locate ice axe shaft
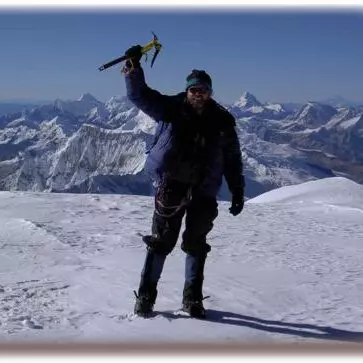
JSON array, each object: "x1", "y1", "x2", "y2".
[
  {"x1": 98, "y1": 32, "x2": 162, "y2": 72},
  {"x1": 98, "y1": 55, "x2": 128, "y2": 71}
]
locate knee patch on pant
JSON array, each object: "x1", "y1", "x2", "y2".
[
  {"x1": 143, "y1": 235, "x2": 175, "y2": 256},
  {"x1": 181, "y1": 240, "x2": 211, "y2": 256}
]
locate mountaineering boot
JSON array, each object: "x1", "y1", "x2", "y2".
[
  {"x1": 133, "y1": 280, "x2": 158, "y2": 318},
  {"x1": 182, "y1": 297, "x2": 207, "y2": 319},
  {"x1": 133, "y1": 290, "x2": 156, "y2": 318},
  {"x1": 182, "y1": 252, "x2": 208, "y2": 319}
]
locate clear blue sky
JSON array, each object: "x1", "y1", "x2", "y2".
[{"x1": 0, "y1": 10, "x2": 362, "y2": 105}]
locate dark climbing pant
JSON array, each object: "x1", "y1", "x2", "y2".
[{"x1": 137, "y1": 177, "x2": 218, "y2": 303}]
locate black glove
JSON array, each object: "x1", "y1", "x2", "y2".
[
  {"x1": 229, "y1": 190, "x2": 244, "y2": 216},
  {"x1": 124, "y1": 45, "x2": 143, "y2": 69}
]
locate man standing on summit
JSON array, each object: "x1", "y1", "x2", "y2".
[{"x1": 123, "y1": 45, "x2": 245, "y2": 319}]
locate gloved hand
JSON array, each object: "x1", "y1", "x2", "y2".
[
  {"x1": 229, "y1": 190, "x2": 244, "y2": 216},
  {"x1": 124, "y1": 45, "x2": 143, "y2": 69}
]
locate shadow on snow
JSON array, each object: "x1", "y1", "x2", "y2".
[{"x1": 156, "y1": 309, "x2": 363, "y2": 343}]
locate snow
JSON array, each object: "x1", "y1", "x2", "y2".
[
  {"x1": 340, "y1": 116, "x2": 362, "y2": 130},
  {"x1": 293, "y1": 102, "x2": 338, "y2": 129},
  {"x1": 0, "y1": 125, "x2": 38, "y2": 145},
  {"x1": 120, "y1": 110, "x2": 156, "y2": 134},
  {"x1": 238, "y1": 132, "x2": 332, "y2": 193},
  {"x1": 265, "y1": 103, "x2": 283, "y2": 112},
  {"x1": 248, "y1": 177, "x2": 363, "y2": 209},
  {"x1": 0, "y1": 177, "x2": 363, "y2": 343},
  {"x1": 325, "y1": 109, "x2": 353, "y2": 129},
  {"x1": 298, "y1": 103, "x2": 314, "y2": 119},
  {"x1": 249, "y1": 106, "x2": 265, "y2": 114},
  {"x1": 6, "y1": 117, "x2": 26, "y2": 128}
]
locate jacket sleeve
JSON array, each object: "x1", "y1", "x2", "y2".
[
  {"x1": 222, "y1": 118, "x2": 245, "y2": 196},
  {"x1": 125, "y1": 67, "x2": 172, "y2": 122}
]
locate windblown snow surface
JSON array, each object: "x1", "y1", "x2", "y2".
[{"x1": 0, "y1": 177, "x2": 363, "y2": 344}]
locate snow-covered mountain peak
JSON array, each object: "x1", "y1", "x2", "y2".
[
  {"x1": 106, "y1": 95, "x2": 128, "y2": 104},
  {"x1": 300, "y1": 101, "x2": 336, "y2": 113},
  {"x1": 234, "y1": 91, "x2": 262, "y2": 108},
  {"x1": 229, "y1": 93, "x2": 288, "y2": 120},
  {"x1": 77, "y1": 93, "x2": 100, "y2": 103},
  {"x1": 105, "y1": 95, "x2": 135, "y2": 114},
  {"x1": 53, "y1": 94, "x2": 103, "y2": 117},
  {"x1": 293, "y1": 102, "x2": 338, "y2": 128}
]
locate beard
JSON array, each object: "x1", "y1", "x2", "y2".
[{"x1": 188, "y1": 96, "x2": 209, "y2": 111}]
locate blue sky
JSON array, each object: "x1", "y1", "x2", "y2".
[{"x1": 0, "y1": 10, "x2": 362, "y2": 105}]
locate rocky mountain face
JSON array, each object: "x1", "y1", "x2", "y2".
[
  {"x1": 236, "y1": 100, "x2": 363, "y2": 184},
  {"x1": 0, "y1": 92, "x2": 362, "y2": 199}
]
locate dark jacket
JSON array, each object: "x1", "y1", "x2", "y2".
[{"x1": 125, "y1": 67, "x2": 245, "y2": 198}]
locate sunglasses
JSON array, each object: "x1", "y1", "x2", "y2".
[{"x1": 188, "y1": 87, "x2": 210, "y2": 95}]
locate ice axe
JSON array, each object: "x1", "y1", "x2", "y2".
[{"x1": 98, "y1": 32, "x2": 162, "y2": 72}]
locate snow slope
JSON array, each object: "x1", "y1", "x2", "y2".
[
  {"x1": 249, "y1": 177, "x2": 363, "y2": 209},
  {"x1": 0, "y1": 177, "x2": 363, "y2": 343}
]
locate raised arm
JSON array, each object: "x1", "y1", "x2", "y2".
[{"x1": 123, "y1": 45, "x2": 172, "y2": 122}]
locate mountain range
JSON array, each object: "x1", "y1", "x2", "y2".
[{"x1": 0, "y1": 92, "x2": 362, "y2": 200}]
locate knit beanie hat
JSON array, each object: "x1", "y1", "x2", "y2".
[{"x1": 185, "y1": 69, "x2": 212, "y2": 91}]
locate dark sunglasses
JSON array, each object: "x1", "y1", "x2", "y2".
[{"x1": 188, "y1": 87, "x2": 210, "y2": 95}]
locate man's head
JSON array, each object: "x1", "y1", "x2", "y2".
[{"x1": 185, "y1": 69, "x2": 213, "y2": 111}]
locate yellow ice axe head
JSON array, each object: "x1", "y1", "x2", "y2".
[
  {"x1": 141, "y1": 32, "x2": 162, "y2": 68},
  {"x1": 98, "y1": 32, "x2": 162, "y2": 72}
]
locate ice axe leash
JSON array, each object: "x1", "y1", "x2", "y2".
[{"x1": 98, "y1": 32, "x2": 162, "y2": 72}]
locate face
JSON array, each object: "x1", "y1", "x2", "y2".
[{"x1": 186, "y1": 86, "x2": 212, "y2": 110}]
